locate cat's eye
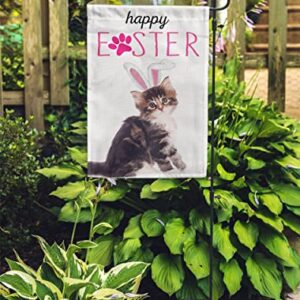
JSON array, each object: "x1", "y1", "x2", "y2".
[
  {"x1": 162, "y1": 97, "x2": 169, "y2": 105},
  {"x1": 149, "y1": 102, "x2": 157, "y2": 110}
]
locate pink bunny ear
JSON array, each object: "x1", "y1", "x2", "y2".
[
  {"x1": 148, "y1": 59, "x2": 176, "y2": 87},
  {"x1": 151, "y1": 69, "x2": 159, "y2": 86},
  {"x1": 124, "y1": 63, "x2": 149, "y2": 91}
]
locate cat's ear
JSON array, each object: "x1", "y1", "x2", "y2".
[
  {"x1": 131, "y1": 91, "x2": 144, "y2": 109},
  {"x1": 160, "y1": 76, "x2": 177, "y2": 98}
]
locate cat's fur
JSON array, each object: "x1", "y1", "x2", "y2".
[{"x1": 88, "y1": 76, "x2": 186, "y2": 177}]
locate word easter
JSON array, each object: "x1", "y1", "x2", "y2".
[
  {"x1": 97, "y1": 32, "x2": 201, "y2": 57},
  {"x1": 125, "y1": 10, "x2": 169, "y2": 29}
]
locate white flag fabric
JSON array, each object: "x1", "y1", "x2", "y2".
[{"x1": 88, "y1": 5, "x2": 209, "y2": 178}]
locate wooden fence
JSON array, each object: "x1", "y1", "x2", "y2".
[{"x1": 0, "y1": 0, "x2": 297, "y2": 129}]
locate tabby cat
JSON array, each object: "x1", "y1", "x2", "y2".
[{"x1": 88, "y1": 76, "x2": 186, "y2": 177}]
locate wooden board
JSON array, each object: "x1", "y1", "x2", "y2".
[
  {"x1": 23, "y1": 0, "x2": 44, "y2": 130},
  {"x1": 49, "y1": 0, "x2": 69, "y2": 105},
  {"x1": 268, "y1": 0, "x2": 288, "y2": 112}
]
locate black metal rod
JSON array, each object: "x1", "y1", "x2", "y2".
[
  {"x1": 210, "y1": 0, "x2": 231, "y2": 11},
  {"x1": 209, "y1": 0, "x2": 230, "y2": 299}
]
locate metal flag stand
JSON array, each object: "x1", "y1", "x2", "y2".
[{"x1": 209, "y1": 1, "x2": 231, "y2": 299}]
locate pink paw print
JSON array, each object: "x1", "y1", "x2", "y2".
[{"x1": 108, "y1": 33, "x2": 132, "y2": 56}]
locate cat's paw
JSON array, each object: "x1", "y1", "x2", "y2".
[
  {"x1": 174, "y1": 159, "x2": 186, "y2": 171},
  {"x1": 108, "y1": 33, "x2": 132, "y2": 56}
]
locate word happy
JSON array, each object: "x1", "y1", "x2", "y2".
[
  {"x1": 97, "y1": 32, "x2": 201, "y2": 57},
  {"x1": 125, "y1": 10, "x2": 170, "y2": 30}
]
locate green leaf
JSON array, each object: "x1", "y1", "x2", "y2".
[
  {"x1": 213, "y1": 224, "x2": 237, "y2": 261},
  {"x1": 140, "y1": 184, "x2": 159, "y2": 200},
  {"x1": 260, "y1": 228, "x2": 297, "y2": 267},
  {"x1": 87, "y1": 235, "x2": 115, "y2": 267},
  {"x1": 233, "y1": 221, "x2": 259, "y2": 250},
  {"x1": 246, "y1": 156, "x2": 266, "y2": 170},
  {"x1": 151, "y1": 254, "x2": 185, "y2": 296},
  {"x1": 130, "y1": 248, "x2": 154, "y2": 264},
  {"x1": 282, "y1": 213, "x2": 300, "y2": 235},
  {"x1": 164, "y1": 218, "x2": 195, "y2": 255},
  {"x1": 93, "y1": 222, "x2": 114, "y2": 236},
  {"x1": 100, "y1": 183, "x2": 129, "y2": 202},
  {"x1": 176, "y1": 274, "x2": 206, "y2": 300},
  {"x1": 114, "y1": 239, "x2": 141, "y2": 265},
  {"x1": 124, "y1": 214, "x2": 144, "y2": 239},
  {"x1": 50, "y1": 181, "x2": 87, "y2": 200},
  {"x1": 255, "y1": 211, "x2": 283, "y2": 232},
  {"x1": 246, "y1": 254, "x2": 282, "y2": 299},
  {"x1": 90, "y1": 288, "x2": 125, "y2": 299},
  {"x1": 102, "y1": 262, "x2": 149, "y2": 291},
  {"x1": 64, "y1": 277, "x2": 96, "y2": 298},
  {"x1": 220, "y1": 259, "x2": 243, "y2": 296},
  {"x1": 37, "y1": 165, "x2": 84, "y2": 181},
  {"x1": 286, "y1": 205, "x2": 300, "y2": 216},
  {"x1": 183, "y1": 241, "x2": 210, "y2": 279},
  {"x1": 76, "y1": 240, "x2": 97, "y2": 249},
  {"x1": 283, "y1": 142, "x2": 300, "y2": 158},
  {"x1": 150, "y1": 179, "x2": 180, "y2": 192},
  {"x1": 271, "y1": 183, "x2": 300, "y2": 206},
  {"x1": 219, "y1": 147, "x2": 239, "y2": 166},
  {"x1": 259, "y1": 193, "x2": 283, "y2": 215},
  {"x1": 35, "y1": 280, "x2": 57, "y2": 300},
  {"x1": 38, "y1": 263, "x2": 63, "y2": 291},
  {"x1": 0, "y1": 271, "x2": 36, "y2": 300},
  {"x1": 58, "y1": 203, "x2": 91, "y2": 223},
  {"x1": 141, "y1": 210, "x2": 164, "y2": 237},
  {"x1": 95, "y1": 207, "x2": 124, "y2": 234},
  {"x1": 283, "y1": 266, "x2": 300, "y2": 291},
  {"x1": 189, "y1": 209, "x2": 210, "y2": 235},
  {"x1": 216, "y1": 164, "x2": 236, "y2": 181},
  {"x1": 5, "y1": 257, "x2": 36, "y2": 278},
  {"x1": 258, "y1": 119, "x2": 290, "y2": 138},
  {"x1": 198, "y1": 263, "x2": 225, "y2": 300},
  {"x1": 35, "y1": 236, "x2": 66, "y2": 277},
  {"x1": 276, "y1": 155, "x2": 300, "y2": 169},
  {"x1": 68, "y1": 147, "x2": 87, "y2": 167}
]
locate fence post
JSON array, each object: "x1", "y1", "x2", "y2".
[
  {"x1": 268, "y1": 0, "x2": 287, "y2": 112},
  {"x1": 227, "y1": 0, "x2": 246, "y2": 81},
  {"x1": 23, "y1": 0, "x2": 44, "y2": 130},
  {"x1": 0, "y1": 44, "x2": 3, "y2": 116},
  {"x1": 49, "y1": 0, "x2": 69, "y2": 105}
]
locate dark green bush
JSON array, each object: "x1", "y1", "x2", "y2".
[
  {"x1": 38, "y1": 62, "x2": 300, "y2": 299},
  {"x1": 0, "y1": 111, "x2": 41, "y2": 259}
]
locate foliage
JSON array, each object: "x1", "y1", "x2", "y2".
[
  {"x1": 0, "y1": 236, "x2": 149, "y2": 300},
  {"x1": 0, "y1": 23, "x2": 24, "y2": 90},
  {"x1": 38, "y1": 60, "x2": 300, "y2": 299},
  {"x1": 0, "y1": 111, "x2": 42, "y2": 260}
]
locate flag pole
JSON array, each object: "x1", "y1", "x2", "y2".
[{"x1": 209, "y1": 1, "x2": 230, "y2": 299}]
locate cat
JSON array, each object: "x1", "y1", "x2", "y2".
[{"x1": 88, "y1": 76, "x2": 186, "y2": 177}]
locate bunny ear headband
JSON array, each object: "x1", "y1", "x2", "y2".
[{"x1": 124, "y1": 59, "x2": 175, "y2": 91}]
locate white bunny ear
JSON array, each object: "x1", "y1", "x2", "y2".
[
  {"x1": 147, "y1": 59, "x2": 176, "y2": 86},
  {"x1": 124, "y1": 63, "x2": 150, "y2": 91}
]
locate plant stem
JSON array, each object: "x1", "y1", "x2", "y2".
[{"x1": 70, "y1": 205, "x2": 81, "y2": 245}]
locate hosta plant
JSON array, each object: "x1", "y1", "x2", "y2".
[
  {"x1": 0, "y1": 236, "x2": 149, "y2": 300},
  {"x1": 37, "y1": 61, "x2": 300, "y2": 299}
]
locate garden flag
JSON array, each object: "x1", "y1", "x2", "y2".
[{"x1": 88, "y1": 5, "x2": 209, "y2": 178}]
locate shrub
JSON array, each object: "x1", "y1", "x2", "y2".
[
  {"x1": 0, "y1": 111, "x2": 41, "y2": 259},
  {"x1": 38, "y1": 61, "x2": 300, "y2": 300},
  {"x1": 0, "y1": 236, "x2": 149, "y2": 300}
]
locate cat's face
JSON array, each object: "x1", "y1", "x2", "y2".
[{"x1": 131, "y1": 77, "x2": 178, "y2": 119}]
